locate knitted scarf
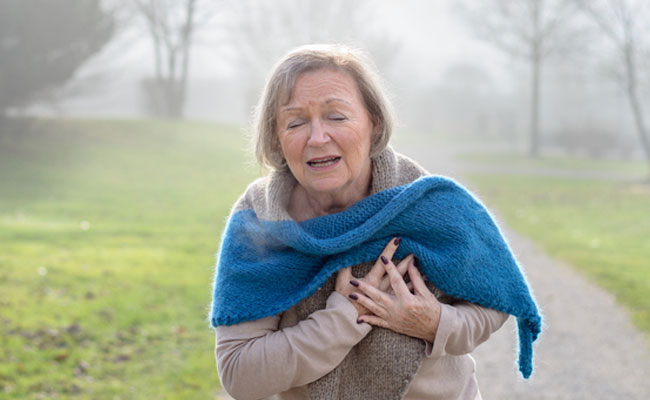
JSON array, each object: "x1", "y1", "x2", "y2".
[{"x1": 210, "y1": 147, "x2": 542, "y2": 398}]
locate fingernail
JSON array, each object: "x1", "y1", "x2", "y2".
[
  {"x1": 394, "y1": 237, "x2": 401, "y2": 246},
  {"x1": 357, "y1": 318, "x2": 364, "y2": 324},
  {"x1": 349, "y1": 279, "x2": 359, "y2": 287},
  {"x1": 381, "y1": 255, "x2": 388, "y2": 264},
  {"x1": 413, "y1": 256, "x2": 418, "y2": 267},
  {"x1": 349, "y1": 293, "x2": 358, "y2": 300}
]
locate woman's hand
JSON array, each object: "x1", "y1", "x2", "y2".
[
  {"x1": 335, "y1": 237, "x2": 412, "y2": 316},
  {"x1": 350, "y1": 256, "x2": 442, "y2": 343}
]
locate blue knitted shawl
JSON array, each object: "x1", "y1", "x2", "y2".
[{"x1": 210, "y1": 163, "x2": 542, "y2": 379}]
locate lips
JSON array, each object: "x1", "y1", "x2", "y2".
[{"x1": 307, "y1": 156, "x2": 341, "y2": 168}]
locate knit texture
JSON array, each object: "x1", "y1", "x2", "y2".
[
  {"x1": 209, "y1": 147, "x2": 542, "y2": 381},
  {"x1": 295, "y1": 260, "x2": 433, "y2": 400}
]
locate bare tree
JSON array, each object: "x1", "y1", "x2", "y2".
[
  {"x1": 134, "y1": 0, "x2": 212, "y2": 118},
  {"x1": 456, "y1": 0, "x2": 582, "y2": 157},
  {"x1": 222, "y1": 0, "x2": 401, "y2": 115},
  {"x1": 574, "y1": 0, "x2": 650, "y2": 180}
]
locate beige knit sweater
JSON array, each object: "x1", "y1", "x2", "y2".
[{"x1": 216, "y1": 293, "x2": 507, "y2": 399}]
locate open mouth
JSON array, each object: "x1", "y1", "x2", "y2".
[{"x1": 307, "y1": 156, "x2": 341, "y2": 168}]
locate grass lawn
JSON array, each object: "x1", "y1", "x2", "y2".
[
  {"x1": 465, "y1": 172, "x2": 650, "y2": 337},
  {"x1": 0, "y1": 118, "x2": 258, "y2": 399}
]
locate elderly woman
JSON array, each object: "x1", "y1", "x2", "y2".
[{"x1": 210, "y1": 44, "x2": 541, "y2": 400}]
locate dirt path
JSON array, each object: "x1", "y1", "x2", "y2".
[
  {"x1": 472, "y1": 225, "x2": 650, "y2": 399},
  {"x1": 398, "y1": 140, "x2": 650, "y2": 399}
]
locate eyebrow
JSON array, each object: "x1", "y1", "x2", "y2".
[
  {"x1": 279, "y1": 97, "x2": 353, "y2": 113},
  {"x1": 325, "y1": 97, "x2": 352, "y2": 106}
]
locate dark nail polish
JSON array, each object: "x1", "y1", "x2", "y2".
[
  {"x1": 349, "y1": 279, "x2": 359, "y2": 287},
  {"x1": 381, "y1": 255, "x2": 389, "y2": 264},
  {"x1": 349, "y1": 293, "x2": 358, "y2": 300},
  {"x1": 394, "y1": 237, "x2": 401, "y2": 246},
  {"x1": 413, "y1": 257, "x2": 418, "y2": 267},
  {"x1": 357, "y1": 319, "x2": 363, "y2": 324}
]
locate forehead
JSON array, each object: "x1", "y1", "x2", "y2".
[{"x1": 282, "y1": 68, "x2": 362, "y2": 107}]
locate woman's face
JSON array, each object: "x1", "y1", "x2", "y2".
[{"x1": 276, "y1": 68, "x2": 374, "y2": 196}]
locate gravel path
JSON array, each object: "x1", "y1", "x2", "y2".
[
  {"x1": 398, "y1": 140, "x2": 650, "y2": 399},
  {"x1": 472, "y1": 225, "x2": 650, "y2": 399}
]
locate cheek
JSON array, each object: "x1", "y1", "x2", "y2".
[
  {"x1": 279, "y1": 134, "x2": 306, "y2": 164},
  {"x1": 352, "y1": 126, "x2": 373, "y2": 155},
  {"x1": 341, "y1": 135, "x2": 371, "y2": 169}
]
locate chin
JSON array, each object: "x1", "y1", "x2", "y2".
[{"x1": 305, "y1": 177, "x2": 348, "y2": 194}]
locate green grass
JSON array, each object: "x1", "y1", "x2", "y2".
[
  {"x1": 466, "y1": 173, "x2": 650, "y2": 336},
  {"x1": 0, "y1": 118, "x2": 259, "y2": 399}
]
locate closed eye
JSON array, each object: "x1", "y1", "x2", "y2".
[
  {"x1": 287, "y1": 119, "x2": 305, "y2": 129},
  {"x1": 329, "y1": 113, "x2": 347, "y2": 121}
]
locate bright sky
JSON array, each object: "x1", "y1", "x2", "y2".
[{"x1": 186, "y1": 0, "x2": 507, "y2": 82}]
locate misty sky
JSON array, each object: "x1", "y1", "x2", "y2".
[
  {"x1": 26, "y1": 0, "x2": 643, "y2": 156},
  {"x1": 49, "y1": 0, "x2": 514, "y2": 120}
]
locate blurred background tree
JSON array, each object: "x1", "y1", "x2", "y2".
[
  {"x1": 0, "y1": 0, "x2": 114, "y2": 124},
  {"x1": 224, "y1": 0, "x2": 401, "y2": 116},
  {"x1": 575, "y1": 0, "x2": 650, "y2": 179},
  {"x1": 456, "y1": 0, "x2": 584, "y2": 158},
  {"x1": 134, "y1": 0, "x2": 213, "y2": 119}
]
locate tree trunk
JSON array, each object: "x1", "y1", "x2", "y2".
[
  {"x1": 530, "y1": 52, "x2": 541, "y2": 158},
  {"x1": 177, "y1": 0, "x2": 196, "y2": 120},
  {"x1": 627, "y1": 92, "x2": 650, "y2": 181},
  {"x1": 623, "y1": 45, "x2": 650, "y2": 181},
  {"x1": 151, "y1": 23, "x2": 162, "y2": 81},
  {"x1": 166, "y1": 48, "x2": 179, "y2": 118},
  {"x1": 529, "y1": 0, "x2": 541, "y2": 158}
]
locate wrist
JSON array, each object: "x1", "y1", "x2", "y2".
[{"x1": 424, "y1": 304, "x2": 441, "y2": 343}]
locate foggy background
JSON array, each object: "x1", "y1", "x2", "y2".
[
  {"x1": 6, "y1": 0, "x2": 649, "y2": 163},
  {"x1": 2, "y1": 1, "x2": 650, "y2": 399}
]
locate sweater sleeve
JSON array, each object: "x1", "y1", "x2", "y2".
[
  {"x1": 215, "y1": 291, "x2": 372, "y2": 400},
  {"x1": 425, "y1": 302, "x2": 509, "y2": 359}
]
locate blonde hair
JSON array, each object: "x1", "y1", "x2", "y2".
[{"x1": 253, "y1": 44, "x2": 394, "y2": 170}]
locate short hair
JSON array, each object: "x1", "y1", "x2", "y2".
[{"x1": 253, "y1": 44, "x2": 394, "y2": 170}]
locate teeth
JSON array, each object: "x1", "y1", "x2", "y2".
[{"x1": 309, "y1": 157, "x2": 339, "y2": 167}]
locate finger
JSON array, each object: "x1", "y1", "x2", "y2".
[
  {"x1": 382, "y1": 253, "x2": 412, "y2": 299},
  {"x1": 357, "y1": 314, "x2": 390, "y2": 329},
  {"x1": 355, "y1": 278, "x2": 393, "y2": 307},
  {"x1": 408, "y1": 259, "x2": 429, "y2": 295},
  {"x1": 336, "y1": 267, "x2": 353, "y2": 292},
  {"x1": 349, "y1": 292, "x2": 386, "y2": 318},
  {"x1": 406, "y1": 281, "x2": 414, "y2": 293},
  {"x1": 337, "y1": 266, "x2": 352, "y2": 281},
  {"x1": 366, "y1": 237, "x2": 402, "y2": 283},
  {"x1": 379, "y1": 254, "x2": 413, "y2": 292}
]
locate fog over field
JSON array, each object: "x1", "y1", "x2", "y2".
[{"x1": 12, "y1": 0, "x2": 648, "y2": 161}]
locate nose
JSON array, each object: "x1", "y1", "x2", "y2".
[{"x1": 307, "y1": 119, "x2": 330, "y2": 146}]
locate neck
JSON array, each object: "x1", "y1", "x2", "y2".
[{"x1": 290, "y1": 162, "x2": 372, "y2": 220}]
